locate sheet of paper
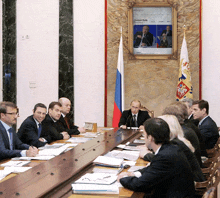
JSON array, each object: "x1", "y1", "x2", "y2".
[
  {"x1": 74, "y1": 173, "x2": 117, "y2": 185},
  {"x1": 4, "y1": 166, "x2": 32, "y2": 173},
  {"x1": 127, "y1": 166, "x2": 146, "y2": 172},
  {"x1": 1, "y1": 160, "x2": 30, "y2": 167},
  {"x1": 92, "y1": 167, "x2": 119, "y2": 174},
  {"x1": 66, "y1": 137, "x2": 92, "y2": 143},
  {"x1": 11, "y1": 156, "x2": 55, "y2": 161}
]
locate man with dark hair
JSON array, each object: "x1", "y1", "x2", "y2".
[
  {"x1": 117, "y1": 118, "x2": 195, "y2": 197},
  {"x1": 118, "y1": 99, "x2": 150, "y2": 129},
  {"x1": 17, "y1": 103, "x2": 48, "y2": 148},
  {"x1": 41, "y1": 101, "x2": 69, "y2": 143},
  {"x1": 57, "y1": 97, "x2": 85, "y2": 135},
  {"x1": 133, "y1": 25, "x2": 154, "y2": 48},
  {"x1": 0, "y1": 101, "x2": 38, "y2": 160},
  {"x1": 192, "y1": 100, "x2": 219, "y2": 149}
]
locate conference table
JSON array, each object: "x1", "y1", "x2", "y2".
[{"x1": 0, "y1": 128, "x2": 146, "y2": 198}]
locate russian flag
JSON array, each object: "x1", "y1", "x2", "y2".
[{"x1": 112, "y1": 28, "x2": 124, "y2": 127}]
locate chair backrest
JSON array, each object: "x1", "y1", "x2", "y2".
[
  {"x1": 140, "y1": 105, "x2": 154, "y2": 118},
  {"x1": 202, "y1": 187, "x2": 216, "y2": 198}
]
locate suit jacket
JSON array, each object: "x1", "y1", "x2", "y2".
[
  {"x1": 161, "y1": 29, "x2": 172, "y2": 36},
  {"x1": 181, "y1": 124, "x2": 202, "y2": 167},
  {"x1": 144, "y1": 138, "x2": 205, "y2": 182},
  {"x1": 184, "y1": 119, "x2": 208, "y2": 158},
  {"x1": 56, "y1": 115, "x2": 80, "y2": 135},
  {"x1": 41, "y1": 114, "x2": 64, "y2": 143},
  {"x1": 134, "y1": 31, "x2": 153, "y2": 47},
  {"x1": 199, "y1": 116, "x2": 219, "y2": 149},
  {"x1": 0, "y1": 121, "x2": 29, "y2": 161},
  {"x1": 120, "y1": 143, "x2": 195, "y2": 198},
  {"x1": 118, "y1": 110, "x2": 150, "y2": 128},
  {"x1": 17, "y1": 115, "x2": 46, "y2": 148}
]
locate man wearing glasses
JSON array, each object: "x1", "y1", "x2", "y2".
[{"x1": 0, "y1": 101, "x2": 38, "y2": 161}]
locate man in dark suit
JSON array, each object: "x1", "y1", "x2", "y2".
[
  {"x1": 0, "y1": 101, "x2": 38, "y2": 161},
  {"x1": 117, "y1": 118, "x2": 195, "y2": 198},
  {"x1": 161, "y1": 25, "x2": 172, "y2": 36},
  {"x1": 118, "y1": 100, "x2": 150, "y2": 129},
  {"x1": 41, "y1": 102, "x2": 70, "y2": 143},
  {"x1": 57, "y1": 97, "x2": 85, "y2": 135},
  {"x1": 133, "y1": 25, "x2": 153, "y2": 48},
  {"x1": 192, "y1": 100, "x2": 219, "y2": 149},
  {"x1": 17, "y1": 103, "x2": 47, "y2": 148}
]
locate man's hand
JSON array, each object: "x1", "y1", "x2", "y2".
[
  {"x1": 117, "y1": 172, "x2": 135, "y2": 182},
  {"x1": 137, "y1": 145, "x2": 152, "y2": 158},
  {"x1": 141, "y1": 43, "x2": 146, "y2": 47},
  {"x1": 39, "y1": 138, "x2": 45, "y2": 142},
  {"x1": 61, "y1": 132, "x2": 70, "y2": 139},
  {"x1": 78, "y1": 127, "x2": 85, "y2": 133},
  {"x1": 27, "y1": 146, "x2": 38, "y2": 157},
  {"x1": 120, "y1": 125, "x2": 127, "y2": 129}
]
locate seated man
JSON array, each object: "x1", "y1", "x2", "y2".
[
  {"x1": 118, "y1": 100, "x2": 150, "y2": 129},
  {"x1": 117, "y1": 118, "x2": 195, "y2": 198},
  {"x1": 17, "y1": 103, "x2": 47, "y2": 148},
  {"x1": 41, "y1": 102, "x2": 70, "y2": 143},
  {"x1": 192, "y1": 100, "x2": 219, "y2": 149},
  {"x1": 57, "y1": 97, "x2": 85, "y2": 135},
  {"x1": 0, "y1": 101, "x2": 38, "y2": 160},
  {"x1": 133, "y1": 25, "x2": 153, "y2": 48}
]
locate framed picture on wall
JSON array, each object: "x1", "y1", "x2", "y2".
[{"x1": 128, "y1": 2, "x2": 177, "y2": 59}]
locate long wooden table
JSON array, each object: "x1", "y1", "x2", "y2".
[{"x1": 0, "y1": 128, "x2": 144, "y2": 198}]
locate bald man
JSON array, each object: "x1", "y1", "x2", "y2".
[{"x1": 57, "y1": 97, "x2": 85, "y2": 135}]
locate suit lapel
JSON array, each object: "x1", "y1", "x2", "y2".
[
  {"x1": 31, "y1": 116, "x2": 38, "y2": 135},
  {"x1": 0, "y1": 121, "x2": 10, "y2": 149}
]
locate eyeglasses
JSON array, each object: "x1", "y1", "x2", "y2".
[{"x1": 5, "y1": 112, "x2": 19, "y2": 116}]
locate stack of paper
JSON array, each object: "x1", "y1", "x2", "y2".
[
  {"x1": 72, "y1": 183, "x2": 119, "y2": 194},
  {"x1": 74, "y1": 173, "x2": 117, "y2": 185},
  {"x1": 93, "y1": 156, "x2": 123, "y2": 168}
]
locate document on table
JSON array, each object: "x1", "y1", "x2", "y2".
[
  {"x1": 11, "y1": 156, "x2": 55, "y2": 161},
  {"x1": 133, "y1": 139, "x2": 145, "y2": 144},
  {"x1": 81, "y1": 132, "x2": 98, "y2": 138},
  {"x1": 72, "y1": 183, "x2": 119, "y2": 194},
  {"x1": 92, "y1": 167, "x2": 120, "y2": 174},
  {"x1": 66, "y1": 137, "x2": 92, "y2": 143},
  {"x1": 1, "y1": 160, "x2": 30, "y2": 167},
  {"x1": 74, "y1": 173, "x2": 117, "y2": 185},
  {"x1": 105, "y1": 150, "x2": 140, "y2": 161},
  {"x1": 0, "y1": 169, "x2": 12, "y2": 181},
  {"x1": 93, "y1": 156, "x2": 124, "y2": 168},
  {"x1": 38, "y1": 143, "x2": 66, "y2": 150},
  {"x1": 4, "y1": 166, "x2": 32, "y2": 173},
  {"x1": 38, "y1": 144, "x2": 70, "y2": 156},
  {"x1": 117, "y1": 144, "x2": 140, "y2": 151}
]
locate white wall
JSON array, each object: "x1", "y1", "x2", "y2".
[
  {"x1": 202, "y1": 0, "x2": 220, "y2": 126},
  {"x1": 73, "y1": 0, "x2": 105, "y2": 127},
  {"x1": 16, "y1": 0, "x2": 59, "y2": 127}
]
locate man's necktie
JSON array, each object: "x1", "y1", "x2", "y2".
[
  {"x1": 133, "y1": 115, "x2": 138, "y2": 127},
  {"x1": 64, "y1": 116, "x2": 70, "y2": 129},
  {"x1": 38, "y1": 123, "x2": 42, "y2": 138},
  {"x1": 8, "y1": 128, "x2": 13, "y2": 150}
]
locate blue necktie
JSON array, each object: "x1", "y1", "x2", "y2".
[
  {"x1": 8, "y1": 128, "x2": 13, "y2": 150},
  {"x1": 38, "y1": 123, "x2": 42, "y2": 138}
]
